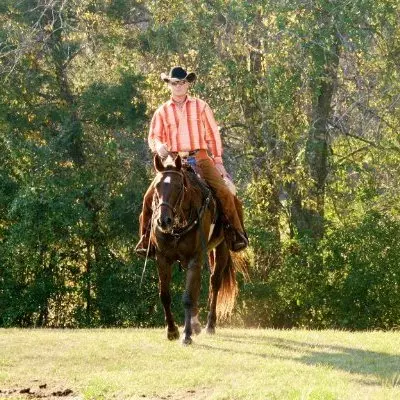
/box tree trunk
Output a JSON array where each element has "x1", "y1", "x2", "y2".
[{"x1": 292, "y1": 29, "x2": 340, "y2": 241}]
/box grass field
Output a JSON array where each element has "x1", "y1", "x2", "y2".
[{"x1": 0, "y1": 328, "x2": 399, "y2": 399}]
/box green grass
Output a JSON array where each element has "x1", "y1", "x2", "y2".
[{"x1": 0, "y1": 328, "x2": 399, "y2": 399}]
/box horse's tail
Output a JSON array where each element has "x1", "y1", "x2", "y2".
[{"x1": 212, "y1": 249, "x2": 250, "y2": 321}]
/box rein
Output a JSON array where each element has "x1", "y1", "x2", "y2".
[{"x1": 170, "y1": 189, "x2": 212, "y2": 239}]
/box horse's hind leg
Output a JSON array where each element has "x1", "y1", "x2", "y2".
[
  {"x1": 182, "y1": 258, "x2": 202, "y2": 345},
  {"x1": 206, "y1": 241, "x2": 230, "y2": 334},
  {"x1": 157, "y1": 261, "x2": 179, "y2": 340}
]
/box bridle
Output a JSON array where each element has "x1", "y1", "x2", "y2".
[
  {"x1": 154, "y1": 170, "x2": 185, "y2": 217},
  {"x1": 152, "y1": 168, "x2": 213, "y2": 239}
]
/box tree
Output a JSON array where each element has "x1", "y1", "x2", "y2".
[
  {"x1": 0, "y1": 0, "x2": 150, "y2": 327},
  {"x1": 0, "y1": 0, "x2": 399, "y2": 328}
]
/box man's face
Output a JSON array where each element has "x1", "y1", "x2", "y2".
[{"x1": 168, "y1": 80, "x2": 189, "y2": 97}]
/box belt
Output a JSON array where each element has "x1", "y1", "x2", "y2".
[
  {"x1": 178, "y1": 150, "x2": 199, "y2": 158},
  {"x1": 175, "y1": 149, "x2": 209, "y2": 160}
]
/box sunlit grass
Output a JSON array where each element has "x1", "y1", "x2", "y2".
[{"x1": 0, "y1": 328, "x2": 399, "y2": 399}]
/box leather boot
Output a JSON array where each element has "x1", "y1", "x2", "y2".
[
  {"x1": 232, "y1": 230, "x2": 248, "y2": 252},
  {"x1": 223, "y1": 225, "x2": 248, "y2": 252}
]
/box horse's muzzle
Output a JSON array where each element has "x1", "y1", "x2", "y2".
[{"x1": 157, "y1": 214, "x2": 173, "y2": 232}]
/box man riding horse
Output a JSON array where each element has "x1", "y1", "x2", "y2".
[{"x1": 135, "y1": 66, "x2": 248, "y2": 256}]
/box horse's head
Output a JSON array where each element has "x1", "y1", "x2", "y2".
[{"x1": 153, "y1": 154, "x2": 185, "y2": 233}]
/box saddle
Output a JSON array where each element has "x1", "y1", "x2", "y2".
[{"x1": 180, "y1": 157, "x2": 236, "y2": 250}]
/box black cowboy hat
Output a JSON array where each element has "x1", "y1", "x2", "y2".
[{"x1": 160, "y1": 66, "x2": 196, "y2": 83}]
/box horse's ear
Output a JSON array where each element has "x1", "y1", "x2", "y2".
[
  {"x1": 175, "y1": 155, "x2": 182, "y2": 171},
  {"x1": 154, "y1": 154, "x2": 165, "y2": 172}
]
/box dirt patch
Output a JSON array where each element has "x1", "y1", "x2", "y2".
[
  {"x1": 0, "y1": 384, "x2": 80, "y2": 399},
  {"x1": 140, "y1": 387, "x2": 215, "y2": 400},
  {"x1": 1, "y1": 386, "x2": 213, "y2": 400}
]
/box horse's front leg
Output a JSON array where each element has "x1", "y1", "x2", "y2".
[
  {"x1": 182, "y1": 257, "x2": 202, "y2": 345},
  {"x1": 157, "y1": 258, "x2": 179, "y2": 341}
]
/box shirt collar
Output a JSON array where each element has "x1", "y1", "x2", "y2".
[{"x1": 167, "y1": 95, "x2": 195, "y2": 106}]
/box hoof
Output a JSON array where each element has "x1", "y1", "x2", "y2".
[
  {"x1": 167, "y1": 326, "x2": 180, "y2": 341},
  {"x1": 182, "y1": 337, "x2": 193, "y2": 346},
  {"x1": 206, "y1": 325, "x2": 216, "y2": 335},
  {"x1": 191, "y1": 322, "x2": 202, "y2": 335}
]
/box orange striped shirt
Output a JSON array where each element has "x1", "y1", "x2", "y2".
[{"x1": 148, "y1": 96, "x2": 223, "y2": 164}]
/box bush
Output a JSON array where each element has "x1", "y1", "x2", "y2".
[
  {"x1": 235, "y1": 212, "x2": 400, "y2": 330},
  {"x1": 322, "y1": 212, "x2": 400, "y2": 329}
]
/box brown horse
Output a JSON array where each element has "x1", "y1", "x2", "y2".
[{"x1": 149, "y1": 154, "x2": 248, "y2": 345}]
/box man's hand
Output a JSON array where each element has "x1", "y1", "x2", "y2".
[
  {"x1": 215, "y1": 163, "x2": 227, "y2": 177},
  {"x1": 155, "y1": 141, "x2": 169, "y2": 158}
]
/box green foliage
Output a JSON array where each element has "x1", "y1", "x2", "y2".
[
  {"x1": 0, "y1": 0, "x2": 399, "y2": 330},
  {"x1": 236, "y1": 212, "x2": 400, "y2": 330},
  {"x1": 323, "y1": 212, "x2": 400, "y2": 329},
  {"x1": 0, "y1": 0, "x2": 155, "y2": 327},
  {"x1": 80, "y1": 73, "x2": 146, "y2": 129}
]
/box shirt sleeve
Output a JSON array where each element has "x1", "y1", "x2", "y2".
[
  {"x1": 202, "y1": 103, "x2": 223, "y2": 164},
  {"x1": 148, "y1": 108, "x2": 165, "y2": 152}
]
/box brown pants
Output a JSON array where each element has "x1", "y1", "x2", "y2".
[
  {"x1": 138, "y1": 155, "x2": 245, "y2": 236},
  {"x1": 196, "y1": 157, "x2": 244, "y2": 233}
]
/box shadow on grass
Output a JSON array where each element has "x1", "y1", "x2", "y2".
[{"x1": 197, "y1": 333, "x2": 400, "y2": 386}]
